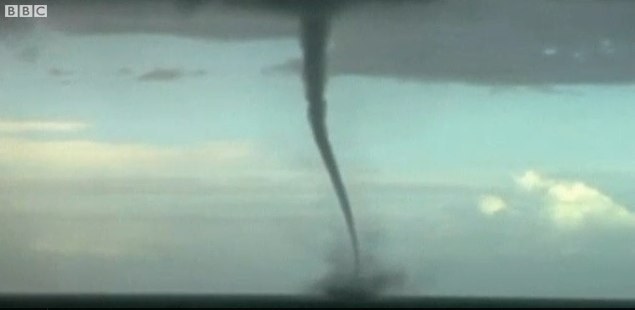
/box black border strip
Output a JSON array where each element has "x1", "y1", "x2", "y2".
[{"x1": 1, "y1": 295, "x2": 635, "y2": 308}]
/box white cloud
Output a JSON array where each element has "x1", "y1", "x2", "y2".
[
  {"x1": 478, "y1": 195, "x2": 508, "y2": 216},
  {"x1": 516, "y1": 170, "x2": 635, "y2": 230},
  {"x1": 516, "y1": 170, "x2": 547, "y2": 191},
  {"x1": 0, "y1": 120, "x2": 89, "y2": 133},
  {"x1": 0, "y1": 137, "x2": 258, "y2": 178}
]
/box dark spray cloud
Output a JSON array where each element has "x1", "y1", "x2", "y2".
[{"x1": 310, "y1": 231, "x2": 406, "y2": 298}]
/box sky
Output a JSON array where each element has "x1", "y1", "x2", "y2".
[{"x1": 1, "y1": 0, "x2": 635, "y2": 298}]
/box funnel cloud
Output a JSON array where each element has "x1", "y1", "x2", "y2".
[{"x1": 299, "y1": 9, "x2": 360, "y2": 278}]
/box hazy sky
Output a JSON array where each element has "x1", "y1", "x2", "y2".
[{"x1": 1, "y1": 0, "x2": 635, "y2": 298}]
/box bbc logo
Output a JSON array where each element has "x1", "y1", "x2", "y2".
[{"x1": 4, "y1": 5, "x2": 47, "y2": 17}]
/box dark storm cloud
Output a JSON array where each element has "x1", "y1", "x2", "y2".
[
  {"x1": 39, "y1": 0, "x2": 298, "y2": 40},
  {"x1": 137, "y1": 68, "x2": 207, "y2": 82},
  {"x1": 267, "y1": 0, "x2": 635, "y2": 86},
  {"x1": 0, "y1": 8, "x2": 35, "y2": 39},
  {"x1": 0, "y1": 0, "x2": 41, "y2": 63},
  {"x1": 6, "y1": 1, "x2": 634, "y2": 85},
  {"x1": 324, "y1": 0, "x2": 635, "y2": 85}
]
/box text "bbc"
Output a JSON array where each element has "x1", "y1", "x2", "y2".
[{"x1": 5, "y1": 5, "x2": 47, "y2": 17}]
